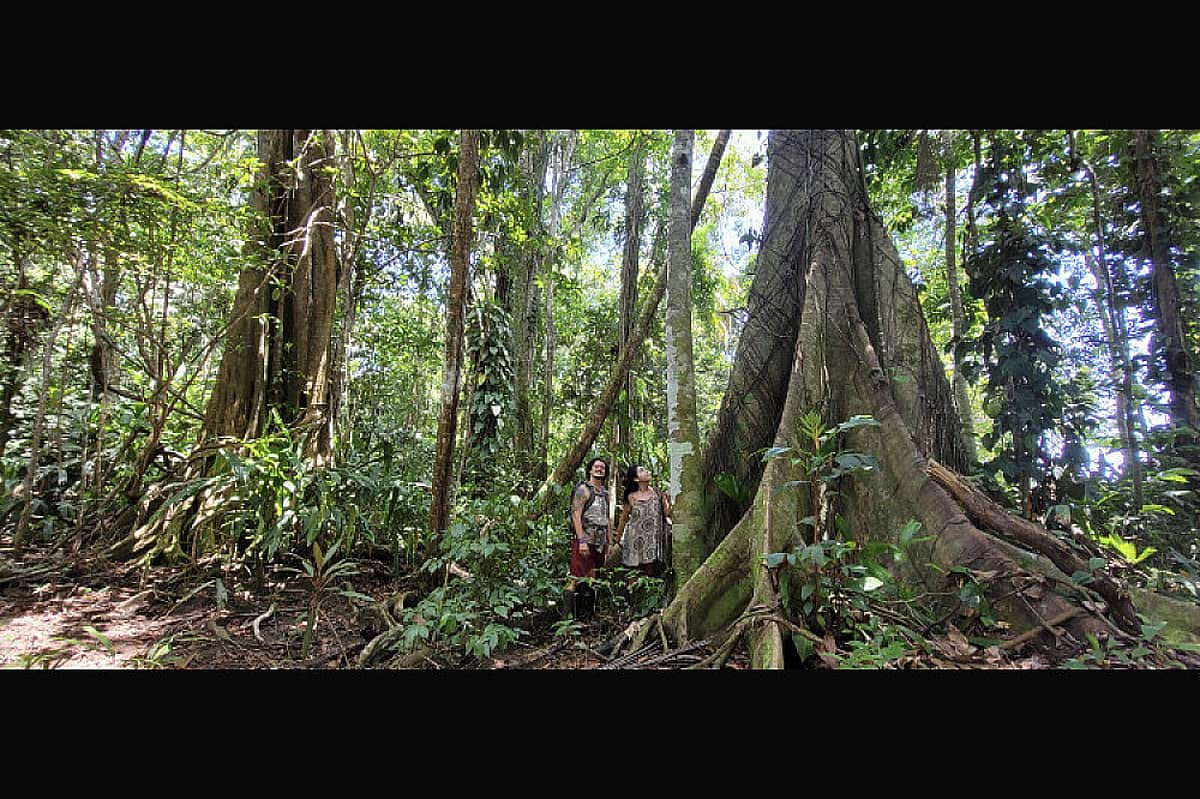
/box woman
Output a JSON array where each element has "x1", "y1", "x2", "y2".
[{"x1": 614, "y1": 464, "x2": 672, "y2": 577}]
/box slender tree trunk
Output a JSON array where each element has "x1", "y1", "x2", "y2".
[
  {"x1": 330, "y1": 130, "x2": 375, "y2": 454},
  {"x1": 616, "y1": 133, "x2": 646, "y2": 462},
  {"x1": 14, "y1": 265, "x2": 84, "y2": 551},
  {"x1": 665, "y1": 129, "x2": 705, "y2": 588},
  {"x1": 0, "y1": 251, "x2": 43, "y2": 459},
  {"x1": 512, "y1": 132, "x2": 547, "y2": 480},
  {"x1": 527, "y1": 132, "x2": 729, "y2": 516},
  {"x1": 428, "y1": 130, "x2": 480, "y2": 539},
  {"x1": 691, "y1": 130, "x2": 730, "y2": 230},
  {"x1": 1133, "y1": 130, "x2": 1199, "y2": 450},
  {"x1": 538, "y1": 236, "x2": 556, "y2": 483},
  {"x1": 944, "y1": 129, "x2": 978, "y2": 464},
  {"x1": 1066, "y1": 132, "x2": 1143, "y2": 502}
]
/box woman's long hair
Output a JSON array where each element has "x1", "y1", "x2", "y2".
[{"x1": 622, "y1": 464, "x2": 641, "y2": 506}]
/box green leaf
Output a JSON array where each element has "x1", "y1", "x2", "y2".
[
  {"x1": 12, "y1": 288, "x2": 53, "y2": 314},
  {"x1": 82, "y1": 626, "x2": 114, "y2": 655},
  {"x1": 765, "y1": 552, "x2": 788, "y2": 569},
  {"x1": 1088, "y1": 557, "x2": 1106, "y2": 571},
  {"x1": 762, "y1": 446, "x2": 792, "y2": 462},
  {"x1": 898, "y1": 519, "x2": 923, "y2": 547},
  {"x1": 1157, "y1": 467, "x2": 1199, "y2": 483},
  {"x1": 831, "y1": 415, "x2": 881, "y2": 435},
  {"x1": 1140, "y1": 620, "x2": 1167, "y2": 641}
]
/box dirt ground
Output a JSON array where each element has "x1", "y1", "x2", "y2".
[
  {"x1": 0, "y1": 540, "x2": 711, "y2": 670},
  {"x1": 3, "y1": 540, "x2": 1196, "y2": 671}
]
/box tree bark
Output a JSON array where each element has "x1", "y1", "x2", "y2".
[
  {"x1": 196, "y1": 130, "x2": 339, "y2": 464},
  {"x1": 616, "y1": 133, "x2": 646, "y2": 462},
  {"x1": 927, "y1": 459, "x2": 1139, "y2": 633},
  {"x1": 665, "y1": 129, "x2": 705, "y2": 588},
  {"x1": 1134, "y1": 130, "x2": 1199, "y2": 450},
  {"x1": 0, "y1": 252, "x2": 46, "y2": 460},
  {"x1": 428, "y1": 130, "x2": 480, "y2": 539},
  {"x1": 14, "y1": 264, "x2": 84, "y2": 551},
  {"x1": 111, "y1": 130, "x2": 341, "y2": 563},
  {"x1": 511, "y1": 131, "x2": 548, "y2": 480},
  {"x1": 663, "y1": 130, "x2": 1113, "y2": 665},
  {"x1": 943, "y1": 129, "x2": 977, "y2": 464},
  {"x1": 695, "y1": 130, "x2": 847, "y2": 555},
  {"x1": 1071, "y1": 130, "x2": 1144, "y2": 503}
]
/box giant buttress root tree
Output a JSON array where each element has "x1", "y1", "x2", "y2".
[
  {"x1": 109, "y1": 129, "x2": 340, "y2": 562},
  {"x1": 662, "y1": 130, "x2": 1141, "y2": 667}
]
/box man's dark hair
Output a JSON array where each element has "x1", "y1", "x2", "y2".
[{"x1": 585, "y1": 457, "x2": 608, "y2": 484}]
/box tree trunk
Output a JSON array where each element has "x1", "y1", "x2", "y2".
[
  {"x1": 329, "y1": 130, "x2": 375, "y2": 455},
  {"x1": 511, "y1": 132, "x2": 548, "y2": 481},
  {"x1": 1133, "y1": 130, "x2": 1199, "y2": 450},
  {"x1": 663, "y1": 130, "x2": 1118, "y2": 666},
  {"x1": 197, "y1": 130, "x2": 339, "y2": 463},
  {"x1": 536, "y1": 134, "x2": 575, "y2": 483},
  {"x1": 111, "y1": 130, "x2": 340, "y2": 562},
  {"x1": 616, "y1": 133, "x2": 646, "y2": 462},
  {"x1": 14, "y1": 265, "x2": 84, "y2": 551},
  {"x1": 1071, "y1": 130, "x2": 1144, "y2": 504},
  {"x1": 428, "y1": 130, "x2": 480, "y2": 539},
  {"x1": 665, "y1": 129, "x2": 705, "y2": 588},
  {"x1": 694, "y1": 130, "x2": 838, "y2": 555},
  {"x1": 0, "y1": 252, "x2": 46, "y2": 460},
  {"x1": 944, "y1": 129, "x2": 977, "y2": 464}
]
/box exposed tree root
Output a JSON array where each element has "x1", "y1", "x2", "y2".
[
  {"x1": 998, "y1": 608, "x2": 1084, "y2": 653},
  {"x1": 927, "y1": 459, "x2": 1140, "y2": 634}
]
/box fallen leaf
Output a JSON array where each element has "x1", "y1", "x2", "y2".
[{"x1": 946, "y1": 626, "x2": 976, "y2": 656}]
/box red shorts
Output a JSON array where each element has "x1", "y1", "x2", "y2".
[{"x1": 569, "y1": 539, "x2": 606, "y2": 579}]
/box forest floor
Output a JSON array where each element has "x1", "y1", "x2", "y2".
[{"x1": 1, "y1": 540, "x2": 1194, "y2": 670}]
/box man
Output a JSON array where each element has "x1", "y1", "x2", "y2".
[{"x1": 566, "y1": 456, "x2": 613, "y2": 620}]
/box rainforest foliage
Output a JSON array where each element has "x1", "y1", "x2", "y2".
[{"x1": 1, "y1": 128, "x2": 1197, "y2": 665}]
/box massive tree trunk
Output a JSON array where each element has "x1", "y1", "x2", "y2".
[
  {"x1": 663, "y1": 129, "x2": 1133, "y2": 668},
  {"x1": 1133, "y1": 130, "x2": 1199, "y2": 452},
  {"x1": 694, "y1": 130, "x2": 831, "y2": 555},
  {"x1": 428, "y1": 130, "x2": 481, "y2": 539},
  {"x1": 109, "y1": 129, "x2": 340, "y2": 563},
  {"x1": 197, "y1": 129, "x2": 339, "y2": 464}
]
